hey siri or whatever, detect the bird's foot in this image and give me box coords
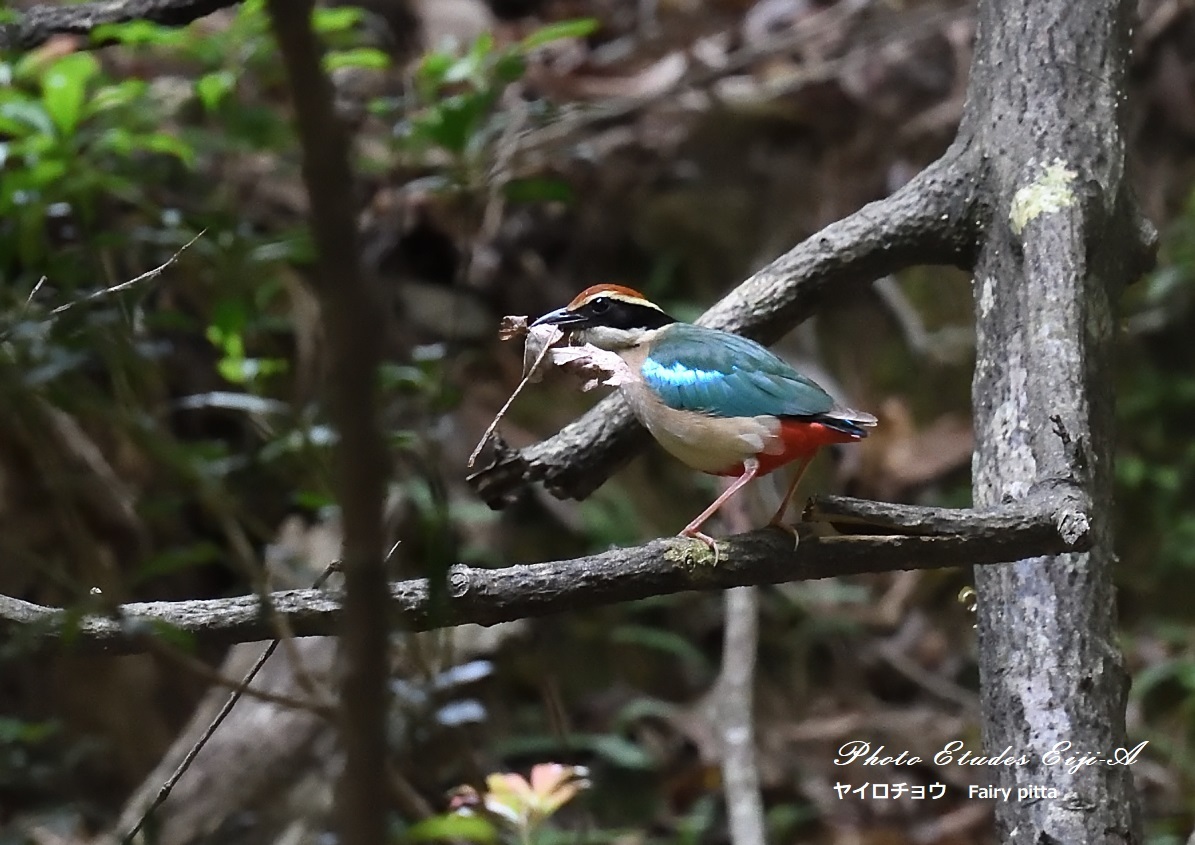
[767,519,800,551]
[679,528,722,565]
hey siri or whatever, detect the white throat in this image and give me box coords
[573,325,662,351]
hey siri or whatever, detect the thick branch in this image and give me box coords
[0,0,239,50]
[1,492,1088,656]
[467,145,981,507]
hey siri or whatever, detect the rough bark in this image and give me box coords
[0,0,240,50]
[964,0,1153,842]
[1,491,1090,655]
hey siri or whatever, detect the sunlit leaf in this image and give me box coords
[404,813,498,843]
[518,18,599,51]
[312,5,364,34]
[137,132,197,167]
[0,99,55,137]
[41,52,99,136]
[417,51,455,98]
[84,78,150,117]
[196,71,236,112]
[323,47,391,72]
[92,20,189,47]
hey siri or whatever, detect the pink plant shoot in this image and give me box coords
[452,763,590,842]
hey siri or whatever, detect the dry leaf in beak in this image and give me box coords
[467,318,565,468]
[549,344,635,391]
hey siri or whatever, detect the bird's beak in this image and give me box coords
[531,306,589,328]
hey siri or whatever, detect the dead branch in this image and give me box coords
[1,485,1089,656]
[0,0,240,50]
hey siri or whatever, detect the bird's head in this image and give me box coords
[532,284,676,350]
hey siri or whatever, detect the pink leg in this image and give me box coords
[680,458,760,552]
[768,453,814,530]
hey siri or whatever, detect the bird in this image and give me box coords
[532,284,877,552]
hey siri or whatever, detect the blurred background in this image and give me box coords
[0,0,1193,843]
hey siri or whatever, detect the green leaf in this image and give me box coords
[518,18,599,51]
[84,78,150,117]
[41,52,99,136]
[493,52,526,84]
[404,814,498,844]
[503,177,574,204]
[416,51,455,97]
[294,490,335,511]
[0,99,55,137]
[323,47,391,72]
[587,734,655,769]
[137,132,197,167]
[195,71,236,112]
[0,717,58,745]
[412,94,486,154]
[92,20,189,47]
[312,5,364,34]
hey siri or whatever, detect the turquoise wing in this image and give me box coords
[642,325,836,419]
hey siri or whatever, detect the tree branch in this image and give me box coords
[1,489,1088,656]
[0,0,241,50]
[467,144,982,507]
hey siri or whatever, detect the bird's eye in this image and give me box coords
[590,297,611,314]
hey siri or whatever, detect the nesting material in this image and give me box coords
[467,317,634,467]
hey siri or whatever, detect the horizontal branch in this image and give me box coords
[0,0,239,51]
[1,488,1086,656]
[467,142,982,507]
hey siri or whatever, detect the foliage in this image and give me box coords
[381,19,595,200]
[2,0,1195,842]
[0,49,192,287]
[417,763,589,845]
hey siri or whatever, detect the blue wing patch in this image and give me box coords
[641,358,724,388]
[642,325,837,419]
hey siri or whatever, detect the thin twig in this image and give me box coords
[119,562,340,845]
[467,323,563,468]
[23,276,47,310]
[49,231,205,316]
[145,637,335,717]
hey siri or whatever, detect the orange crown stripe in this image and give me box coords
[567,284,648,309]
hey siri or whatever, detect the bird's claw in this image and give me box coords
[680,528,722,565]
[767,520,800,551]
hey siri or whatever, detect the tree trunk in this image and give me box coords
[966,0,1151,841]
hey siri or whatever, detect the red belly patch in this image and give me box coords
[713,419,861,478]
